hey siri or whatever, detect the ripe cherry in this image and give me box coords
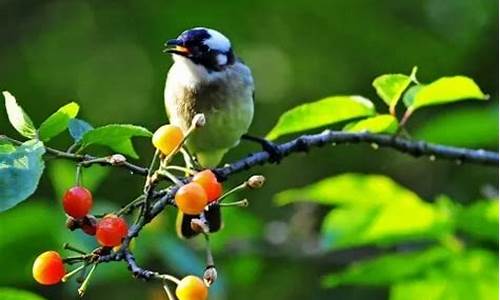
[63,186,93,218]
[176,275,208,300]
[152,124,184,155]
[96,215,128,247]
[192,170,222,203]
[32,251,66,285]
[175,182,208,215]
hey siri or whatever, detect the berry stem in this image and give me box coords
[157,169,183,186]
[162,281,176,300]
[61,264,86,282]
[63,243,87,255]
[75,164,83,186]
[165,165,196,175]
[217,182,247,203]
[78,263,97,297]
[157,273,181,285]
[219,199,249,208]
[116,194,146,216]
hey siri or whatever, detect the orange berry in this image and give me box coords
[152,125,184,155]
[192,170,222,203]
[175,182,208,215]
[176,275,208,300]
[32,251,66,285]
[96,215,128,247]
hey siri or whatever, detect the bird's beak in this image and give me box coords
[164,39,190,56]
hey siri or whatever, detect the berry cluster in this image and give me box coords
[32,116,263,300]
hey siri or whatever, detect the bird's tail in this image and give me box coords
[196,149,228,168]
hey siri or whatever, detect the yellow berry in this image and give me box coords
[152,125,184,155]
[176,275,208,300]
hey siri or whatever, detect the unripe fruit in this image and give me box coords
[63,186,93,218]
[96,215,128,247]
[81,215,98,236]
[192,170,222,203]
[175,183,208,215]
[176,275,208,300]
[32,251,65,285]
[152,125,184,155]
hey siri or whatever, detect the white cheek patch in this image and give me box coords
[203,29,231,52]
[216,54,228,65]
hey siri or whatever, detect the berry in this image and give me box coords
[176,275,208,300]
[192,170,222,203]
[152,124,184,155]
[32,251,65,285]
[63,186,93,218]
[96,215,128,247]
[81,215,97,236]
[175,182,208,215]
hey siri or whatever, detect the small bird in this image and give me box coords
[164,27,255,168]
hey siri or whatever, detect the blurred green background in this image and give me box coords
[0,0,498,299]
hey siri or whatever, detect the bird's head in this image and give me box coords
[165,27,235,72]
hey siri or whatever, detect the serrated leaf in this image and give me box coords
[404,76,488,111]
[68,118,93,142]
[266,96,375,140]
[0,140,45,212]
[38,102,79,142]
[322,247,452,288]
[372,66,417,112]
[81,124,152,158]
[2,91,37,138]
[343,114,398,134]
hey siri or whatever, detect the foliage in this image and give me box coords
[276,173,498,299]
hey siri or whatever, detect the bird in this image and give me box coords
[163,27,255,168]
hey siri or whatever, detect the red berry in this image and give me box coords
[192,170,222,203]
[175,182,208,215]
[32,251,66,285]
[63,186,93,218]
[96,215,128,247]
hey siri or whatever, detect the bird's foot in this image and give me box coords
[242,134,283,163]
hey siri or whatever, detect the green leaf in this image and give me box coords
[68,118,93,142]
[322,247,452,288]
[414,107,499,148]
[266,96,375,140]
[372,66,417,111]
[0,140,45,212]
[0,143,16,154]
[38,102,79,142]
[456,200,498,242]
[343,114,398,134]
[403,76,488,111]
[275,174,453,249]
[80,124,152,158]
[2,91,37,139]
[0,288,47,300]
[390,249,498,300]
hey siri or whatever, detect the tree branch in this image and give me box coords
[93,130,498,281]
[215,130,498,179]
